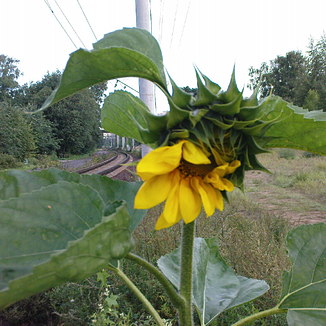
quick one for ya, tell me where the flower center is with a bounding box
[178,159,216,178]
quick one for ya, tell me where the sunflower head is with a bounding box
[151,68,277,191]
[133,69,280,229]
[135,140,241,229]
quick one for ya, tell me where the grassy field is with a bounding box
[1,149,325,325]
[245,150,326,225]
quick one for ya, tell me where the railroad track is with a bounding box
[76,152,133,177]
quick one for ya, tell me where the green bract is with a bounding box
[41,28,326,190]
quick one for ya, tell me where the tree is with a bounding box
[0,102,35,161]
[90,82,108,104]
[248,34,326,112]
[20,72,102,156]
[248,51,309,105]
[27,111,60,155]
[306,34,326,111]
[0,54,21,102]
[303,89,320,111]
[44,90,101,155]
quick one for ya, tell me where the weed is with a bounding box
[277,149,296,160]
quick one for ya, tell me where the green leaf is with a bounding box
[287,310,326,326]
[0,168,145,231]
[101,91,167,147]
[251,96,326,155]
[157,238,269,325]
[94,28,165,82]
[41,28,167,110]
[279,223,326,325]
[0,181,133,309]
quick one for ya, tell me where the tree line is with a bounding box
[248,34,326,112]
[0,55,107,167]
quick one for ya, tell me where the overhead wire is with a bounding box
[53,0,87,48]
[116,80,139,94]
[76,0,98,40]
[43,0,78,48]
[158,0,164,43]
[44,0,138,95]
[149,0,153,34]
[178,0,192,47]
[169,1,179,48]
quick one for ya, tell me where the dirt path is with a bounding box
[244,170,326,225]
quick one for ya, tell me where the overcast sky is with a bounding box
[1,0,326,110]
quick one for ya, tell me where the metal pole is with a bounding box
[135,0,155,157]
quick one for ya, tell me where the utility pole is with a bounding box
[135,0,155,157]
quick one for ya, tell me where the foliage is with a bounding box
[248,51,308,105]
[44,89,102,155]
[0,168,145,309]
[0,154,19,169]
[15,71,102,156]
[248,34,326,112]
[0,102,35,161]
[0,54,21,102]
[1,28,326,326]
[158,238,269,325]
[27,111,60,155]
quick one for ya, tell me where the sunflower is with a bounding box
[134,140,240,230]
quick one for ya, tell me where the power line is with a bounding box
[116,80,139,94]
[76,0,97,40]
[178,0,192,47]
[158,0,164,42]
[45,0,138,95]
[149,0,153,34]
[169,1,179,48]
[53,0,87,48]
[43,0,78,48]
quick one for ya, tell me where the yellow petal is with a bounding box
[182,141,211,165]
[225,160,241,174]
[179,177,202,223]
[155,213,182,230]
[205,172,235,192]
[191,177,215,216]
[136,141,185,180]
[211,164,229,177]
[134,173,173,209]
[214,189,224,211]
[220,178,234,192]
[161,171,182,221]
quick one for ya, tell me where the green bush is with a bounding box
[0,102,35,161]
[0,153,19,169]
[277,149,296,159]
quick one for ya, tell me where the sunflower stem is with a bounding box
[108,264,165,326]
[179,221,196,326]
[231,307,286,326]
[126,253,184,308]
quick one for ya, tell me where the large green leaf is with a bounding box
[157,238,269,325]
[0,169,147,308]
[94,28,165,81]
[287,310,326,326]
[41,28,167,110]
[0,168,145,231]
[250,96,326,155]
[101,91,167,147]
[279,223,326,325]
